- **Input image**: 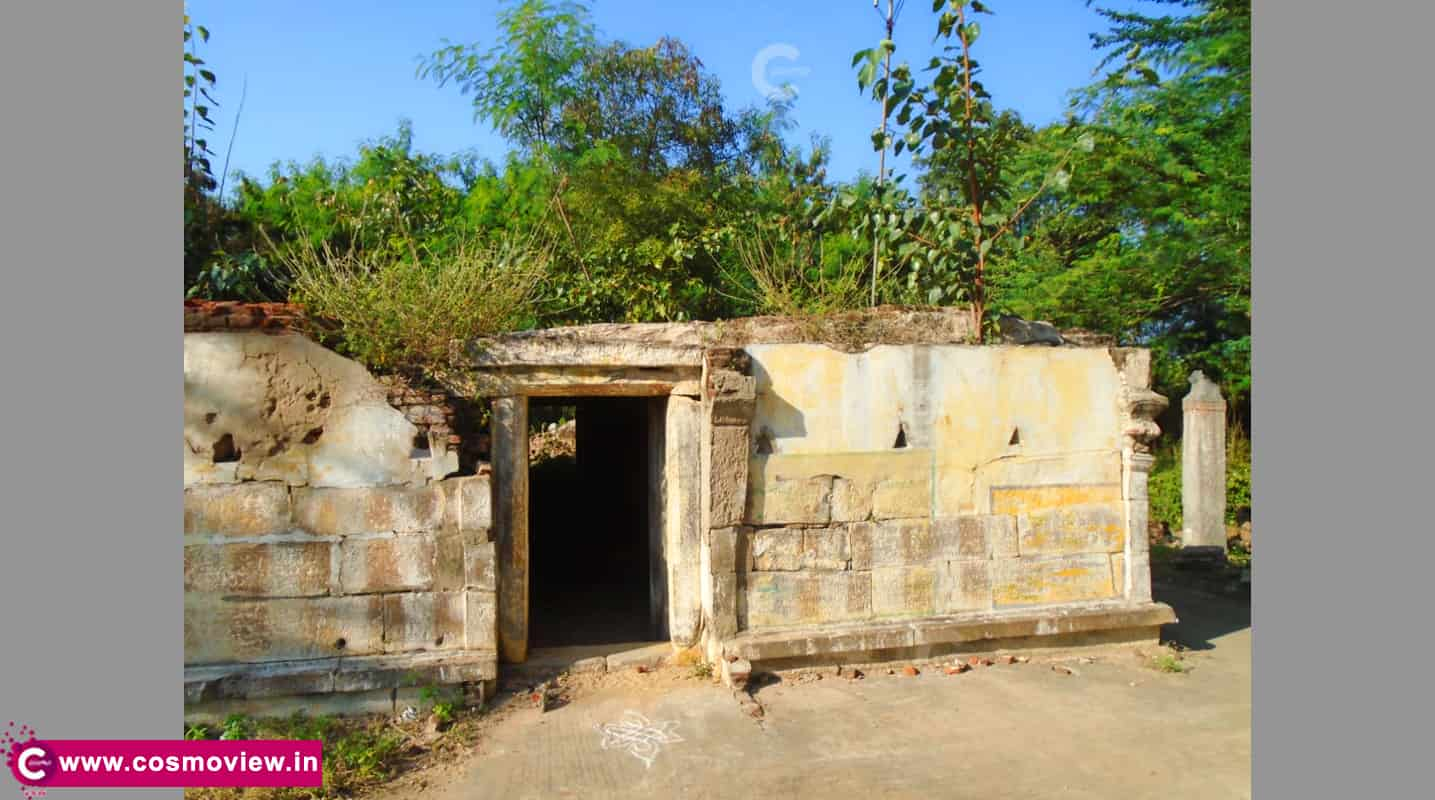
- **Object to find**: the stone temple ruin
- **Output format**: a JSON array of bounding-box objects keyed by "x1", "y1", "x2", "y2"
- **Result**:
[{"x1": 183, "y1": 301, "x2": 1175, "y2": 719}]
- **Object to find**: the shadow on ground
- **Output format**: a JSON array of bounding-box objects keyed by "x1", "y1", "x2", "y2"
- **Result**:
[{"x1": 1154, "y1": 564, "x2": 1252, "y2": 651}]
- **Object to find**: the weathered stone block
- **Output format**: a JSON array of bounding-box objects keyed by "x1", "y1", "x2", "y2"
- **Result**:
[
  {"x1": 823, "y1": 570, "x2": 873, "y2": 621},
  {"x1": 1016, "y1": 504, "x2": 1124, "y2": 556},
  {"x1": 934, "y1": 560, "x2": 993, "y2": 613},
  {"x1": 753, "y1": 450, "x2": 930, "y2": 524},
  {"x1": 708, "y1": 526, "x2": 750, "y2": 574},
  {"x1": 871, "y1": 475, "x2": 933, "y2": 520},
  {"x1": 872, "y1": 564, "x2": 936, "y2": 618},
  {"x1": 464, "y1": 538, "x2": 497, "y2": 590},
  {"x1": 992, "y1": 554, "x2": 1117, "y2": 607},
  {"x1": 464, "y1": 589, "x2": 498, "y2": 651},
  {"x1": 830, "y1": 477, "x2": 873, "y2": 522},
  {"x1": 709, "y1": 371, "x2": 757, "y2": 426},
  {"x1": 1110, "y1": 553, "x2": 1125, "y2": 597},
  {"x1": 245, "y1": 448, "x2": 310, "y2": 486},
  {"x1": 184, "y1": 595, "x2": 384, "y2": 664},
  {"x1": 710, "y1": 572, "x2": 739, "y2": 639},
  {"x1": 990, "y1": 484, "x2": 1122, "y2": 516},
  {"x1": 745, "y1": 573, "x2": 802, "y2": 628},
  {"x1": 306, "y1": 404, "x2": 419, "y2": 489},
  {"x1": 750, "y1": 528, "x2": 803, "y2": 571},
  {"x1": 383, "y1": 592, "x2": 464, "y2": 653},
  {"x1": 432, "y1": 529, "x2": 464, "y2": 591},
  {"x1": 866, "y1": 519, "x2": 934, "y2": 567},
  {"x1": 184, "y1": 483, "x2": 292, "y2": 537},
  {"x1": 338, "y1": 534, "x2": 435, "y2": 594},
  {"x1": 293, "y1": 486, "x2": 442, "y2": 536},
  {"x1": 1125, "y1": 551, "x2": 1152, "y2": 603},
  {"x1": 709, "y1": 425, "x2": 751, "y2": 528},
  {"x1": 849, "y1": 521, "x2": 873, "y2": 570},
  {"x1": 933, "y1": 515, "x2": 1018, "y2": 560},
  {"x1": 744, "y1": 572, "x2": 869, "y2": 628},
  {"x1": 745, "y1": 475, "x2": 833, "y2": 525},
  {"x1": 184, "y1": 541, "x2": 332, "y2": 597},
  {"x1": 802, "y1": 526, "x2": 851, "y2": 570},
  {"x1": 184, "y1": 453, "x2": 239, "y2": 486},
  {"x1": 441, "y1": 475, "x2": 492, "y2": 532}
]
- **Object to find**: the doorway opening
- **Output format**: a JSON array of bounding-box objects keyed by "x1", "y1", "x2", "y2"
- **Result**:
[{"x1": 528, "y1": 397, "x2": 664, "y2": 650}]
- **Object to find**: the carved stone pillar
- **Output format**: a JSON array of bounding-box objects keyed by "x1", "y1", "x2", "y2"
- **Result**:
[
  {"x1": 1113, "y1": 348, "x2": 1168, "y2": 604},
  {"x1": 1180, "y1": 371, "x2": 1227, "y2": 565},
  {"x1": 491, "y1": 396, "x2": 529, "y2": 663}
]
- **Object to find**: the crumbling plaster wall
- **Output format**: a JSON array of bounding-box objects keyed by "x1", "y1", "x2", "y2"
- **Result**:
[
  {"x1": 183, "y1": 329, "x2": 496, "y2": 718},
  {"x1": 706, "y1": 343, "x2": 1159, "y2": 637}
]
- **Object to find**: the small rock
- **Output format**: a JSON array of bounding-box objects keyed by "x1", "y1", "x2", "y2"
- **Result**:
[
  {"x1": 531, "y1": 680, "x2": 559, "y2": 712},
  {"x1": 967, "y1": 657, "x2": 984, "y2": 668},
  {"x1": 902, "y1": 665, "x2": 920, "y2": 677},
  {"x1": 635, "y1": 665, "x2": 649, "y2": 674},
  {"x1": 1014, "y1": 656, "x2": 1030, "y2": 664},
  {"x1": 944, "y1": 664, "x2": 970, "y2": 675},
  {"x1": 1051, "y1": 665, "x2": 1078, "y2": 676},
  {"x1": 850, "y1": 669, "x2": 865, "y2": 680},
  {"x1": 998, "y1": 655, "x2": 1016, "y2": 665}
]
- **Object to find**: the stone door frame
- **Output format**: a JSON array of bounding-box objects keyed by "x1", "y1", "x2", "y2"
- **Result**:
[{"x1": 488, "y1": 385, "x2": 704, "y2": 664}]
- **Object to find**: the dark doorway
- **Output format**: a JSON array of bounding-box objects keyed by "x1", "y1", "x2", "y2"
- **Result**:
[{"x1": 528, "y1": 397, "x2": 659, "y2": 649}]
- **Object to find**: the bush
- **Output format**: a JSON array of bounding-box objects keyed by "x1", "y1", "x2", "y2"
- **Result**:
[
  {"x1": 719, "y1": 227, "x2": 880, "y2": 318},
  {"x1": 280, "y1": 229, "x2": 550, "y2": 372},
  {"x1": 1146, "y1": 422, "x2": 1253, "y2": 531}
]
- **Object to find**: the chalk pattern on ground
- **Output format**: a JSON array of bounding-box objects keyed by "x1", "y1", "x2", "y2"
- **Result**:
[{"x1": 594, "y1": 711, "x2": 684, "y2": 768}]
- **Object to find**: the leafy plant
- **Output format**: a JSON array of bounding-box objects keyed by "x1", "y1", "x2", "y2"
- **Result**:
[
  {"x1": 1152, "y1": 650, "x2": 1189, "y2": 674},
  {"x1": 847, "y1": 1, "x2": 1092, "y2": 335},
  {"x1": 280, "y1": 227, "x2": 551, "y2": 372},
  {"x1": 720, "y1": 227, "x2": 873, "y2": 318},
  {"x1": 418, "y1": 685, "x2": 459, "y2": 724},
  {"x1": 691, "y1": 661, "x2": 715, "y2": 680},
  {"x1": 219, "y1": 714, "x2": 249, "y2": 741}
]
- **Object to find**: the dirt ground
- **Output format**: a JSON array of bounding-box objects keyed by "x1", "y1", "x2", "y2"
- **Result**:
[{"x1": 373, "y1": 574, "x2": 1250, "y2": 800}]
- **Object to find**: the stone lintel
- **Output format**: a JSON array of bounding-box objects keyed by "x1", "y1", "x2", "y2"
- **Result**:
[{"x1": 467, "y1": 366, "x2": 701, "y2": 397}]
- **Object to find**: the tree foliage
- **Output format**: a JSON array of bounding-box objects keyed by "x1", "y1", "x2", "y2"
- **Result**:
[
  {"x1": 182, "y1": 0, "x2": 1250, "y2": 418},
  {"x1": 999, "y1": 0, "x2": 1251, "y2": 412}
]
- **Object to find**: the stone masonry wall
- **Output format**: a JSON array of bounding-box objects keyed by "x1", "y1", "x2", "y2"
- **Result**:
[
  {"x1": 184, "y1": 325, "x2": 497, "y2": 715},
  {"x1": 185, "y1": 300, "x2": 474, "y2": 477},
  {"x1": 719, "y1": 344, "x2": 1146, "y2": 634}
]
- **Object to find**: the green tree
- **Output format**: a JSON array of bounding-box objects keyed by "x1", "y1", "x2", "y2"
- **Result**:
[
  {"x1": 997, "y1": 0, "x2": 1251, "y2": 412},
  {"x1": 841, "y1": 1, "x2": 1088, "y2": 336},
  {"x1": 419, "y1": 0, "x2": 597, "y2": 155},
  {"x1": 418, "y1": 0, "x2": 819, "y2": 325}
]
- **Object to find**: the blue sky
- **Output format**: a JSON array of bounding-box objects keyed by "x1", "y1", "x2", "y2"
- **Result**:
[{"x1": 187, "y1": 0, "x2": 1154, "y2": 193}]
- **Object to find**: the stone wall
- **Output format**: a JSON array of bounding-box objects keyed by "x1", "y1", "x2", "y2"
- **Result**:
[
  {"x1": 183, "y1": 328, "x2": 496, "y2": 718},
  {"x1": 712, "y1": 344, "x2": 1154, "y2": 635}
]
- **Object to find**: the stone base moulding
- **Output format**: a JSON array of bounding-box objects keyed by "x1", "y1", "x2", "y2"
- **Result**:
[
  {"x1": 183, "y1": 650, "x2": 498, "y2": 722},
  {"x1": 720, "y1": 600, "x2": 1176, "y2": 671}
]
